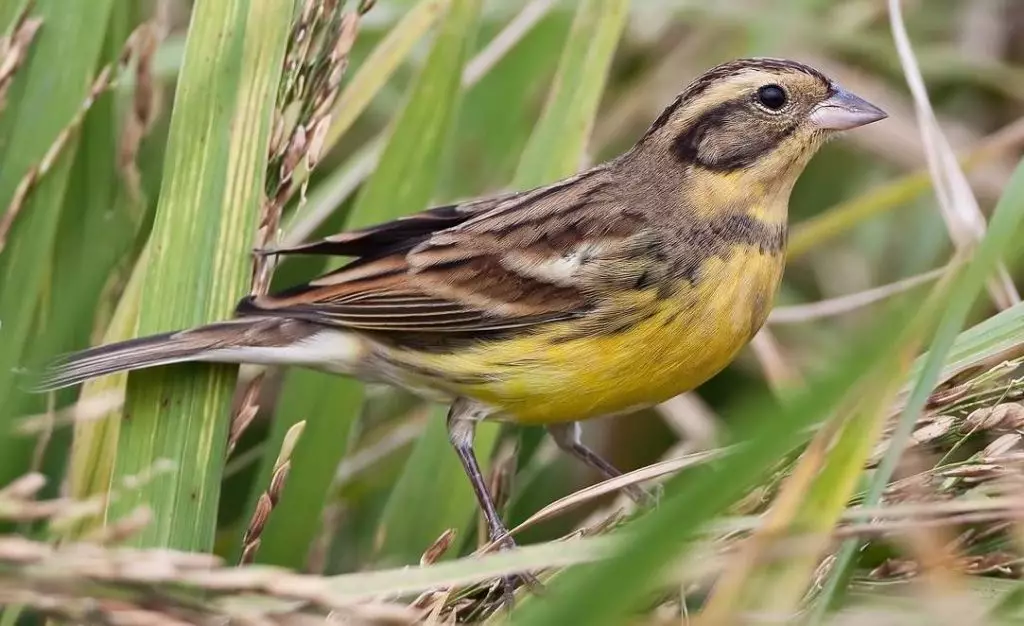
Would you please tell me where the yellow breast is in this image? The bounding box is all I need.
[389,245,784,425]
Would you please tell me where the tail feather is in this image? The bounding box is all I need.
[33,318,327,392]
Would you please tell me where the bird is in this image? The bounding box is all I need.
[36,57,884,584]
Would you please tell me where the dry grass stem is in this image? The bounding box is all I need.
[462,0,556,85]
[0,472,46,500]
[656,392,720,454]
[0,530,615,614]
[0,66,110,254]
[768,266,948,325]
[283,0,558,246]
[888,0,1019,310]
[0,461,174,530]
[421,528,457,566]
[749,328,802,390]
[0,7,43,112]
[16,390,123,435]
[487,449,724,548]
[83,506,153,545]
[118,19,165,201]
[883,453,979,624]
[334,413,427,485]
[0,535,423,625]
[240,421,307,565]
[236,4,366,477]
[255,0,365,296]
[7,460,1024,625]
[228,372,265,455]
[0,19,161,255]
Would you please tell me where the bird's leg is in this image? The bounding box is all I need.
[446,399,514,549]
[547,421,660,507]
[446,399,540,607]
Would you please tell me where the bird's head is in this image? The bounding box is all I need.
[636,58,886,208]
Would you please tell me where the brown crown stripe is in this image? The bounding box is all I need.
[683,58,829,101]
[641,57,829,141]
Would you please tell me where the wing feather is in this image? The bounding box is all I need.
[238,164,650,339]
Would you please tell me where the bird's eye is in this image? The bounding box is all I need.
[756,84,788,111]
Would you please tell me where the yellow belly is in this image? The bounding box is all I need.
[388,250,784,424]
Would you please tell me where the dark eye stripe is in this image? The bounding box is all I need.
[671,98,799,171]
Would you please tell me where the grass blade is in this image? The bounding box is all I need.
[347,0,480,229]
[68,246,147,507]
[324,0,448,155]
[243,372,364,568]
[109,0,295,551]
[0,0,118,488]
[30,1,152,497]
[512,0,628,188]
[702,274,948,620]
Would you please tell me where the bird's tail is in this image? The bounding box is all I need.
[33,317,326,392]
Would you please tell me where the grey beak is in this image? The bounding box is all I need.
[809,85,887,131]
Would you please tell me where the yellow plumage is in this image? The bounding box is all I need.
[392,228,785,424]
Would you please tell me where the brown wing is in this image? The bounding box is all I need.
[238,165,650,337]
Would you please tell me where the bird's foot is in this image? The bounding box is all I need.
[623,482,663,510]
[487,534,544,612]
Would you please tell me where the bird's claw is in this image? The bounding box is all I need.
[487,535,544,612]
[624,482,662,509]
[490,572,544,613]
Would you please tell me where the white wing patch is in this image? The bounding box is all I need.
[499,242,603,286]
[202,329,367,374]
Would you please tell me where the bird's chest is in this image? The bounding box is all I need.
[486,247,785,423]
[605,250,783,394]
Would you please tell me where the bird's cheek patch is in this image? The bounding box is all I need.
[672,101,798,172]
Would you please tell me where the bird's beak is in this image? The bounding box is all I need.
[809,85,887,131]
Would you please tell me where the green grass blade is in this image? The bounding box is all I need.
[512,0,629,188]
[68,246,147,506]
[30,0,148,497]
[251,0,482,569]
[909,299,1024,387]
[109,0,295,551]
[707,289,935,618]
[324,0,448,154]
[0,0,118,487]
[348,0,480,229]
